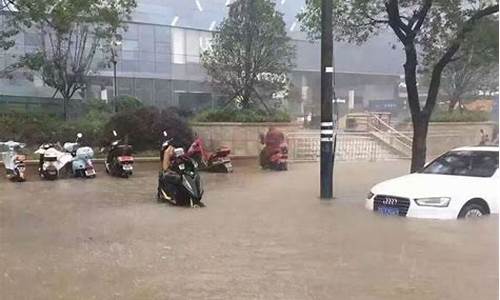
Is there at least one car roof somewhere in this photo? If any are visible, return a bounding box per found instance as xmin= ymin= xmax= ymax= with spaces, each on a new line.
xmin=451 ymin=145 xmax=499 ymax=152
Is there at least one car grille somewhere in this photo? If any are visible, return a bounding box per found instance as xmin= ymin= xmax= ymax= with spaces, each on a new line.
xmin=373 ymin=195 xmax=411 ymax=216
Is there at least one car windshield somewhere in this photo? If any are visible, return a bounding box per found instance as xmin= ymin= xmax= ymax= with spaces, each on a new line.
xmin=420 ymin=150 xmax=499 ymax=178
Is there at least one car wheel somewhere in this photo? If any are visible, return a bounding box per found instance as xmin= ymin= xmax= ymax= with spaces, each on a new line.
xmin=458 ymin=203 xmax=488 ymax=219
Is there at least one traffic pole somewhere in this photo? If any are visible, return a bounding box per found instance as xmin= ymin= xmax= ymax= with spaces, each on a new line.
xmin=320 ymin=0 xmax=333 ymax=199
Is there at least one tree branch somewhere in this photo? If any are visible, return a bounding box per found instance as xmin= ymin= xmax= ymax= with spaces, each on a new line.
xmin=423 ymin=4 xmax=499 ymax=114
xmin=411 ymin=0 xmax=432 ymax=33
xmin=385 ymin=0 xmax=409 ymax=43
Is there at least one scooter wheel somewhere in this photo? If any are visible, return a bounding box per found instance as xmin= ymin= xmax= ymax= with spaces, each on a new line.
xmin=157 ymin=190 xmax=166 ymax=203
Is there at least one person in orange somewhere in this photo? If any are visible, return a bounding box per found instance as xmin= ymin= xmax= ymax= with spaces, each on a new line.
xmin=259 ymin=126 xmax=285 ymax=168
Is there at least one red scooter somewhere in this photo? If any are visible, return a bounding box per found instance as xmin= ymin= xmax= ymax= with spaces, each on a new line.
xmin=259 ymin=132 xmax=288 ymax=171
xmin=187 ymin=137 xmax=233 ymax=173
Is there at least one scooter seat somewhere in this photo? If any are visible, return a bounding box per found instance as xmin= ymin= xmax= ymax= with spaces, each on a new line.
xmin=210 ymin=147 xmax=231 ymax=160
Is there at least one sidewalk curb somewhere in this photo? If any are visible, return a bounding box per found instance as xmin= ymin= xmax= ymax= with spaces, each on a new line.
xmin=0 ymin=156 xmax=258 ymax=166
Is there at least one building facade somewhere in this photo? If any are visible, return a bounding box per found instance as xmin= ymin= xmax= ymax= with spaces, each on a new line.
xmin=0 ymin=0 xmax=405 ymax=116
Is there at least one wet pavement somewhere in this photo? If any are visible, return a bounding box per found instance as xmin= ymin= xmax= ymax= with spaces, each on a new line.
xmin=0 ymin=160 xmax=498 ymax=299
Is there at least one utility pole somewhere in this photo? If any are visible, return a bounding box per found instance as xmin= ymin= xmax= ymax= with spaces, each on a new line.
xmin=320 ymin=0 xmax=333 ymax=199
xmin=110 ymin=34 xmax=122 ymax=113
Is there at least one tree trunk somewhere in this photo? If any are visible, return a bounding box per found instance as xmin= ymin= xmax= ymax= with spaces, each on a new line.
xmin=402 ymin=43 xmax=429 ymax=173
xmin=448 ymin=98 xmax=458 ymax=112
xmin=410 ymin=116 xmax=429 ymax=173
xmin=63 ymin=98 xmax=69 ymax=121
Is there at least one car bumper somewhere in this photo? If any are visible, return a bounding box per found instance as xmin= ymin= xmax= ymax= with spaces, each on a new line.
xmin=365 ymin=197 xmax=458 ymax=220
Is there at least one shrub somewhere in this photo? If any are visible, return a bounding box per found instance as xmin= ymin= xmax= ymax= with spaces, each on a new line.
xmin=0 ymin=103 xmax=194 ymax=151
xmin=430 ymin=109 xmax=491 ymax=122
xmin=102 ymin=107 xmax=194 ymax=151
xmin=115 ymin=95 xmax=144 ymax=112
xmin=193 ymin=108 xmax=291 ymax=123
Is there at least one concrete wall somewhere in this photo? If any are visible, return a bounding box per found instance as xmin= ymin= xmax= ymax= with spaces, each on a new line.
xmin=395 ymin=122 xmax=497 ymax=158
xmin=191 ymin=122 xmax=303 ymax=157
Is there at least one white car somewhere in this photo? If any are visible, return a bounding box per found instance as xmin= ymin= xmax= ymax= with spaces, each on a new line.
xmin=366 ymin=146 xmax=499 ymax=219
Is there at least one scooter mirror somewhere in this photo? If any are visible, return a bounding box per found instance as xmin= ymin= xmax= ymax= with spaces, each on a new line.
xmin=163 ymin=131 xmax=168 ymax=137
xmin=113 ymin=130 xmax=118 ymax=137
xmin=77 ymin=133 xmax=83 ymax=139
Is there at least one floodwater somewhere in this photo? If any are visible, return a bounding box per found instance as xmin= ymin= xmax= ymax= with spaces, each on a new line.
xmin=0 ymin=160 xmax=497 ymax=299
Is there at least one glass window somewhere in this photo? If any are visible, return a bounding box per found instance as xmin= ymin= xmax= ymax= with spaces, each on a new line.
xmin=156 ymin=52 xmax=169 ymax=63
xmin=154 ymin=79 xmax=174 ymax=107
xmin=135 ymin=78 xmax=154 ymax=104
xmin=117 ymin=77 xmax=134 ymax=96
xmin=138 ymin=25 xmax=154 ymax=51
xmin=123 ymin=24 xmax=138 ymax=40
xmin=122 ymin=40 xmax=138 ymax=51
xmin=186 ymin=30 xmax=200 ymax=58
xmin=154 ymin=26 xmax=170 ymax=43
xmin=155 ymin=62 xmax=171 ymax=74
xmin=186 ymin=55 xmax=199 ymax=63
xmin=139 ymin=62 xmax=156 ymax=73
xmin=155 ymin=42 xmax=170 ymax=54
xmin=121 ymin=60 xmax=138 ymax=72
xmin=139 ymin=51 xmax=155 ymax=62
xmin=171 ymin=28 xmax=185 ymax=64
xmin=421 ymin=151 xmax=499 ymax=177
xmin=121 ymin=50 xmax=138 ymax=60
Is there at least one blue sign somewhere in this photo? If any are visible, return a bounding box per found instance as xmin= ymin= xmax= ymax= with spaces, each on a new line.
xmin=368 ymin=100 xmax=402 ymax=112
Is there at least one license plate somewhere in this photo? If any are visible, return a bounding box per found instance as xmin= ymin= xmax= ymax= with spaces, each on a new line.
xmin=123 ymin=164 xmax=133 ymax=171
xmin=17 ymin=167 xmax=25 ymax=172
xmin=224 ymin=162 xmax=232 ymax=168
xmin=85 ymin=169 xmax=96 ymax=176
xmin=179 ymin=164 xmax=185 ymax=170
xmin=377 ymin=206 xmax=399 ymax=216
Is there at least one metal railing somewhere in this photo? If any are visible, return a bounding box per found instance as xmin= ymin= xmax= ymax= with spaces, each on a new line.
xmin=286 ymin=131 xmax=404 ymax=162
xmin=367 ymin=113 xmax=412 ymax=158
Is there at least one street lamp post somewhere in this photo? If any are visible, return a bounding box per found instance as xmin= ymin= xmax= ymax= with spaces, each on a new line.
xmin=110 ymin=35 xmax=122 ymax=113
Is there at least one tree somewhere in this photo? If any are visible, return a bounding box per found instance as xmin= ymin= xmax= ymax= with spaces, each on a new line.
xmin=298 ymin=0 xmax=499 ymax=172
xmin=428 ymin=17 xmax=498 ymax=112
xmin=201 ymin=0 xmax=295 ymax=112
xmin=1 ymin=0 xmax=136 ymax=120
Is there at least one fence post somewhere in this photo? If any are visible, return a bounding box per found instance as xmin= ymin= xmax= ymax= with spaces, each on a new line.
xmin=370 ymin=140 xmax=376 ymax=162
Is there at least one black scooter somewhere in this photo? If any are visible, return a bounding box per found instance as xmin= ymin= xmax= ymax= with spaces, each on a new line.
xmin=157 ymin=131 xmax=204 ymax=207
xmin=103 ymin=130 xmax=134 ymax=178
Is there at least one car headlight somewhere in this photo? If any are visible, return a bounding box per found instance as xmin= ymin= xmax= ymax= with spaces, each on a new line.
xmin=367 ymin=191 xmax=374 ymax=199
xmin=414 ymin=197 xmax=451 ymax=207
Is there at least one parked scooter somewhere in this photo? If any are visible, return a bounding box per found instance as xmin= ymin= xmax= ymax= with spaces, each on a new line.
xmin=0 ymin=141 xmax=27 ymax=182
xmin=157 ymin=131 xmax=204 ymax=207
xmin=187 ymin=136 xmax=232 ymax=173
xmin=63 ymin=133 xmax=96 ymax=178
xmin=35 ymin=143 xmax=73 ymax=180
xmin=103 ymin=130 xmax=134 ymax=178
xmin=259 ymin=130 xmax=288 ymax=171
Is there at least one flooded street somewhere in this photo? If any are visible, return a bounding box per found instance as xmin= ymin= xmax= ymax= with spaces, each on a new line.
xmin=0 ymin=160 xmax=497 ymax=300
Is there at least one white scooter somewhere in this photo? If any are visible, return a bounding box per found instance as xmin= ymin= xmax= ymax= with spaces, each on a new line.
xmin=35 ymin=143 xmax=73 ymax=180
xmin=0 ymin=141 xmax=27 ymax=182
xmin=63 ymin=133 xmax=96 ymax=178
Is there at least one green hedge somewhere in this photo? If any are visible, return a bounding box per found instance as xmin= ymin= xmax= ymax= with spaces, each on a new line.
xmin=193 ymin=108 xmax=291 ymax=123
xmin=0 ymin=103 xmax=193 ymax=151
xmin=430 ymin=109 xmax=491 ymax=122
